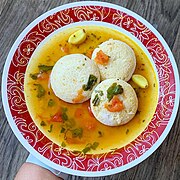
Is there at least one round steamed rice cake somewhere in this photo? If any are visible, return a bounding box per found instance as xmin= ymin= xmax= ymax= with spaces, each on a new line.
xmin=91 ymin=39 xmax=136 ymax=81
xmin=50 ymin=54 xmax=100 ymax=103
xmin=90 ymin=78 xmax=138 ymax=126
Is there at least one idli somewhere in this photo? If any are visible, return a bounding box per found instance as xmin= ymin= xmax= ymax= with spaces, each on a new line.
xmin=91 ymin=39 xmax=136 ymax=81
xmin=50 ymin=54 xmax=100 ymax=103
xmin=90 ymin=79 xmax=138 ymax=126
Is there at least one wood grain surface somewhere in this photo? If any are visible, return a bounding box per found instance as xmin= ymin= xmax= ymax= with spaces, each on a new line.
xmin=0 ymin=0 xmax=179 ymax=180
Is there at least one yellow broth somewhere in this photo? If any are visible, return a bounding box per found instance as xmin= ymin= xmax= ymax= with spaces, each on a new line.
xmin=24 ymin=26 xmax=158 ymax=154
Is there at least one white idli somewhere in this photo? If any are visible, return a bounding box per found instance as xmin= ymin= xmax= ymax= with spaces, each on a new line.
xmin=92 ymin=39 xmax=136 ymax=81
xmin=90 ymin=79 xmax=138 ymax=126
xmin=50 ymin=54 xmax=100 ymax=103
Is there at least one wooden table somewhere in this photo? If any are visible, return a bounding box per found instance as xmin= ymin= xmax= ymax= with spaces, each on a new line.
xmin=0 ymin=0 xmax=179 ymax=179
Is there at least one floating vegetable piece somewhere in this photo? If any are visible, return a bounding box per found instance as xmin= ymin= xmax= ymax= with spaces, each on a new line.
xmin=132 ymin=74 xmax=148 ymax=88
xmin=82 ymin=142 xmax=99 ymax=154
xmin=48 ymin=124 xmax=53 ymax=133
xmin=30 ymin=73 xmax=39 ymax=80
xmin=61 ymin=141 xmax=66 ymax=147
xmin=68 ymin=29 xmax=87 ymax=45
xmin=48 ymin=99 xmax=55 ymax=107
xmin=71 ymin=128 xmax=83 ymax=138
xmin=38 ymin=65 xmax=53 ymax=72
xmin=34 ymin=84 xmax=46 ymax=98
xmin=40 ymin=121 xmax=46 ymax=126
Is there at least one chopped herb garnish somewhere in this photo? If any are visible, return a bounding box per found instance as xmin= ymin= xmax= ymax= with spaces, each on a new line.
xmin=82 ymin=142 xmax=99 ymax=154
xmin=48 ymin=99 xmax=55 ymax=107
xmin=38 ymin=65 xmax=53 ymax=72
xmin=92 ymin=94 xmax=100 ymax=106
xmin=126 ymin=129 xmax=129 ymax=134
xmin=107 ymin=83 xmax=123 ymax=101
xmin=91 ymin=142 xmax=99 ymax=150
xmin=82 ymin=146 xmax=91 ymax=154
xmin=40 ymin=121 xmax=46 ymax=126
xmin=153 ymin=83 xmax=156 ymax=87
xmin=82 ymin=74 xmax=97 ymax=91
xmin=61 ymin=107 xmax=68 ymax=121
xmin=72 ymin=128 xmax=83 ymax=138
xmin=48 ymin=124 xmax=53 ymax=133
xmin=110 ymin=148 xmax=118 ymax=151
xmin=61 ymin=141 xmax=66 ymax=147
xmin=60 ymin=127 xmax=66 ymax=133
xmin=142 ymin=119 xmax=145 ymax=122
xmin=34 ymin=84 xmax=46 ymax=98
xmin=30 ymin=73 xmax=38 ymax=80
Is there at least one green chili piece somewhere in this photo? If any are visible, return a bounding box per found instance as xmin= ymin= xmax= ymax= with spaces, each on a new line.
xmin=92 ymin=94 xmax=100 ymax=106
xmin=82 ymin=74 xmax=97 ymax=91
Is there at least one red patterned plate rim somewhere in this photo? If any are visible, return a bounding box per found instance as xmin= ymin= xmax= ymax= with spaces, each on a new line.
xmin=2 ymin=1 xmax=179 ymax=177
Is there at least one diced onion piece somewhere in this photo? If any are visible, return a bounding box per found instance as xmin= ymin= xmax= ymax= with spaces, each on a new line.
xmin=68 ymin=29 xmax=87 ymax=45
xmin=132 ymin=74 xmax=148 ymax=88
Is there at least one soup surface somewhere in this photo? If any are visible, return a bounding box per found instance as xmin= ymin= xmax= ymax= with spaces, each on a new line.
xmin=24 ymin=26 xmax=158 ymax=154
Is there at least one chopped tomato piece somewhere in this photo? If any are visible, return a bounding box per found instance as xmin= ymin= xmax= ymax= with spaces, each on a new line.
xmin=105 ymin=95 xmax=124 ymax=112
xmin=95 ymin=50 xmax=109 ymax=65
xmin=72 ymin=89 xmax=85 ymax=103
xmin=49 ymin=112 xmax=63 ymax=122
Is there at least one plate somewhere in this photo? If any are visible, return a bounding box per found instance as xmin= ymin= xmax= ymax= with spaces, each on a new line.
xmin=2 ymin=1 xmax=179 ymax=177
